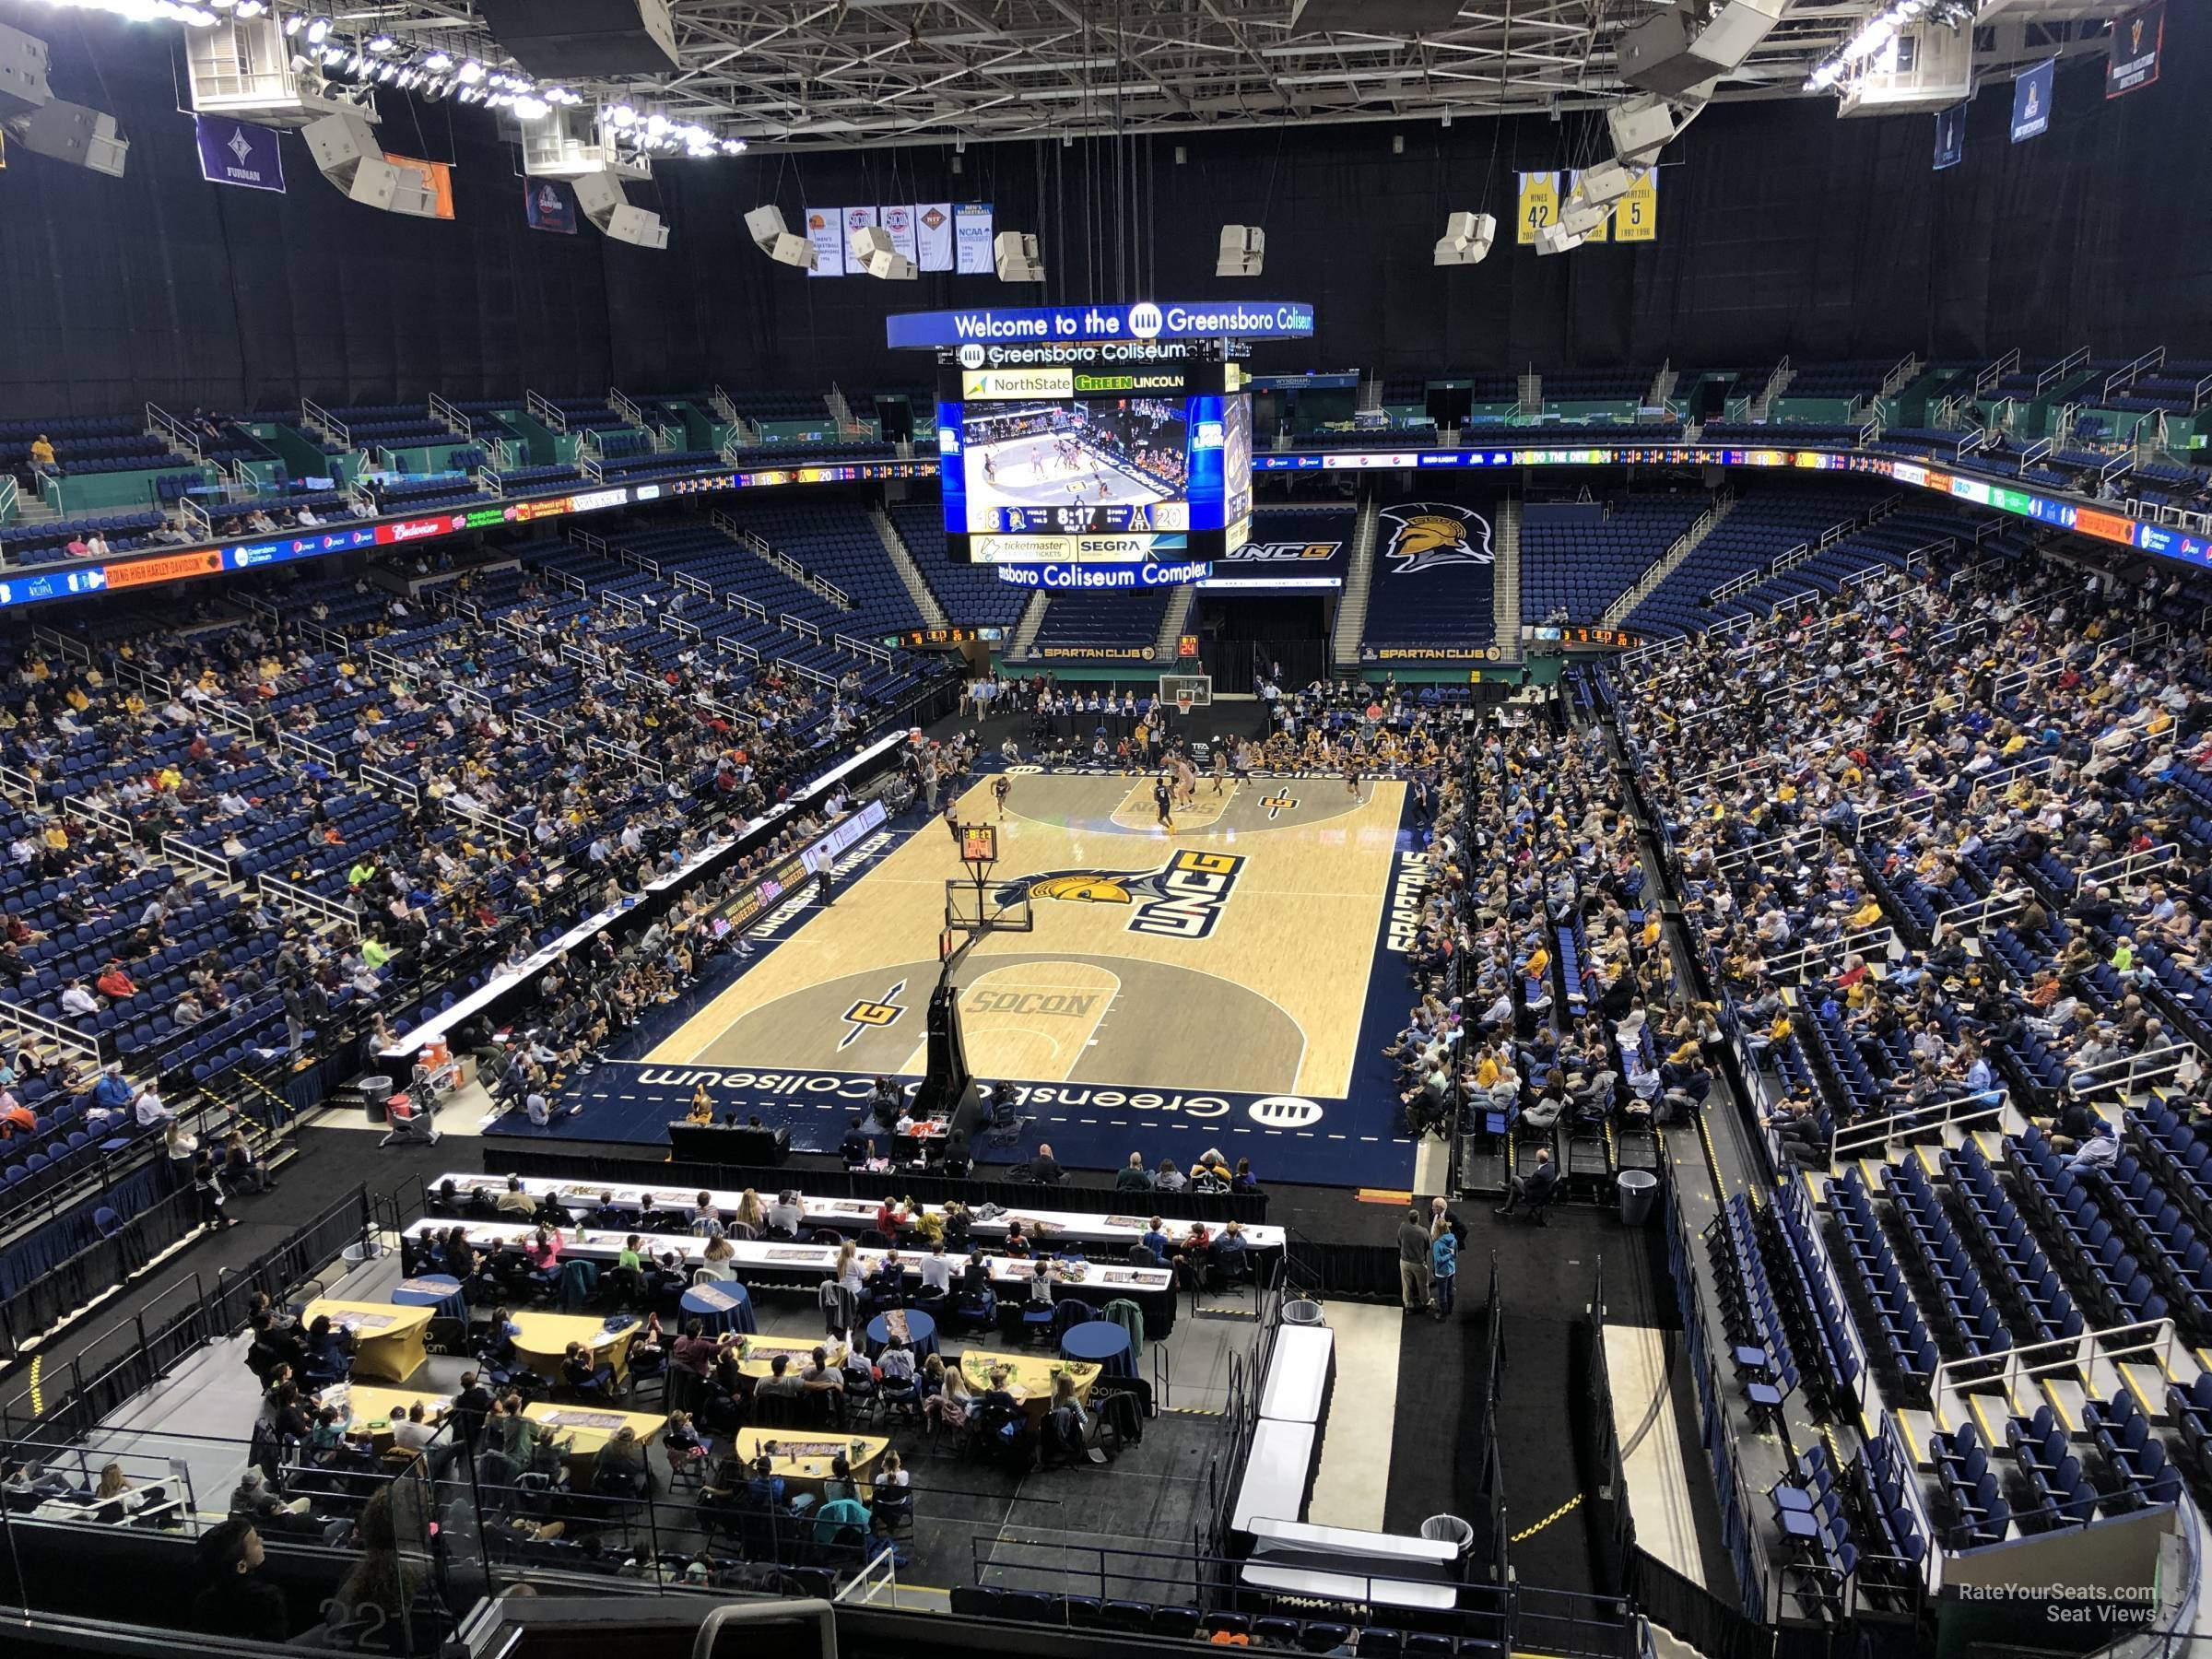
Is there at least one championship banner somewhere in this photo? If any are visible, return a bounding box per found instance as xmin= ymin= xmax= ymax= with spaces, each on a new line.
xmin=2107 ymin=0 xmax=2165 ymax=99
xmin=525 ymin=178 xmax=576 ymax=233
xmin=954 ymin=203 xmax=994 ymax=274
xmin=194 ymin=114 xmax=285 ymax=193
xmin=841 ymin=206 xmax=879 ymax=275
xmin=1614 ymin=167 xmax=1656 ymax=241
xmin=383 ymin=153 xmax=453 ymax=219
xmin=916 ymin=202 xmax=954 ymax=271
xmin=804 ymin=207 xmax=842 ymax=276
xmin=1515 ymin=172 xmax=1559 ymax=245
xmin=880 ymin=204 xmax=920 ymax=265
xmin=1568 ymin=171 xmax=1610 ymax=242
xmin=2011 ymin=58 xmax=2053 ymax=142
xmin=1933 ymin=103 xmax=1965 ymax=171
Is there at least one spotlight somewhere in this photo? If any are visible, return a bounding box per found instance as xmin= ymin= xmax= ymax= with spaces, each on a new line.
xmin=367 ymin=32 xmax=395 ymax=53
xmin=644 ymin=112 xmax=668 ymax=135
xmin=284 ymin=12 xmax=303 ymax=33
xmin=236 ymin=0 xmax=265 ymax=15
xmin=512 ymin=95 xmax=547 ymax=120
xmin=319 ymin=44 xmax=345 ymax=66
xmin=304 ymin=15 xmax=330 ymax=44
xmin=606 ymin=103 xmax=636 ymax=126
xmin=721 ymin=137 xmax=746 ymax=154
xmin=457 ymin=59 xmax=484 ymax=84
xmin=423 ymin=49 xmax=452 ymax=71
xmin=375 ymin=62 xmax=396 ymax=83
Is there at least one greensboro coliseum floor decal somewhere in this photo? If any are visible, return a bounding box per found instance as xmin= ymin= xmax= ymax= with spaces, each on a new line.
xmin=493 ymin=771 xmax=1430 ymax=1187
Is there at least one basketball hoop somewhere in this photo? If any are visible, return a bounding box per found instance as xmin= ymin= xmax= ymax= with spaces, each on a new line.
xmin=1175 ymin=690 xmax=1194 ymax=719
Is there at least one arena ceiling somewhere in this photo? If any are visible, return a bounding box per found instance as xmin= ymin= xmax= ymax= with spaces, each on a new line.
xmin=357 ymin=0 xmax=2145 ymax=151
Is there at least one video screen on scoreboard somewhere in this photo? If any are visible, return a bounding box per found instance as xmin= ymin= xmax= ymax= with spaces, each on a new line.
xmin=938 ymin=360 xmax=1249 ymax=562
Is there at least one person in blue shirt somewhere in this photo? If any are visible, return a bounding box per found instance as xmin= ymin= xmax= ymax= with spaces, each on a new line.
xmin=1429 ymin=1221 xmax=1459 ymax=1321
xmin=1141 ymin=1218 xmax=1171 ymax=1261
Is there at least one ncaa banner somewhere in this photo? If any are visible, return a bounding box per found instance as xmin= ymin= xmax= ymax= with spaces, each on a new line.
xmin=1614 ymin=167 xmax=1656 ymax=241
xmin=1515 ymin=172 xmax=1559 ymax=244
xmin=524 ymin=178 xmax=576 ymax=233
xmin=916 ymin=203 xmax=955 ymax=272
xmin=841 ymin=205 xmax=879 ymax=274
xmin=880 ymin=204 xmax=919 ymax=265
xmin=1933 ymin=103 xmax=1965 ymax=171
xmin=1567 ymin=171 xmax=1610 ymax=241
xmin=2107 ymin=1 xmax=2164 ymax=99
xmin=804 ymin=207 xmax=842 ymax=276
xmin=954 ymin=203 xmax=994 ymax=274
xmin=194 ymin=114 xmax=286 ymax=193
xmin=2011 ymin=58 xmax=2053 ymax=142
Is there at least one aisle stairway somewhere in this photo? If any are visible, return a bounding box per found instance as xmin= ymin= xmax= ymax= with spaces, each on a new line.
xmin=1489 ymin=498 xmax=1522 ymax=655
xmin=1007 ymin=591 xmax=1050 ymax=662
xmin=1153 ymin=587 xmax=1195 ymax=665
xmin=1601 ymin=494 xmax=1737 ymax=629
xmin=1330 ymin=494 xmax=1380 ymax=670
xmin=872 ymin=506 xmax=948 ymax=628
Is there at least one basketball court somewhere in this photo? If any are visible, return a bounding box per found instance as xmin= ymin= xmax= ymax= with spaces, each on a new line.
xmin=505 ymin=710 xmax=1430 ymax=1186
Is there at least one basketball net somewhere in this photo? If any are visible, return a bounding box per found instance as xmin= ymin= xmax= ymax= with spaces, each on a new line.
xmin=1175 ymin=691 xmax=1194 ymax=718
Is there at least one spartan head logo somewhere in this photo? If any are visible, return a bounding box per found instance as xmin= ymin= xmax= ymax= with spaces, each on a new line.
xmin=1380 ymin=502 xmax=1495 ymax=573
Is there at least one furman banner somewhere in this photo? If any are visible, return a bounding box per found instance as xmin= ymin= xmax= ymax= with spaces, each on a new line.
xmin=194 ymin=114 xmax=285 ymax=193
xmin=916 ymin=202 xmax=955 ymax=271
xmin=525 ymin=178 xmax=577 ymax=233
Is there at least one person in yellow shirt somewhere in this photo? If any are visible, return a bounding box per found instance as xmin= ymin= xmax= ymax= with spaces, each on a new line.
xmin=1524 ymin=944 xmax=1550 ymax=983
xmin=1846 ymin=895 xmax=1885 ymax=931
xmin=28 ymin=435 xmax=53 ymax=468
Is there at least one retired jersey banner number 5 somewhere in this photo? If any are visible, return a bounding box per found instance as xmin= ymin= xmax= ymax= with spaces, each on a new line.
xmin=1614 ymin=168 xmax=1657 ymax=242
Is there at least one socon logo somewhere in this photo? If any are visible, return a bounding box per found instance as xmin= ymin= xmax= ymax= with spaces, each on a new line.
xmin=1127 ymin=301 xmax=1164 ymax=339
xmin=958 ymin=343 xmax=986 ymax=370
xmin=1248 ymin=1096 xmax=1324 ymax=1128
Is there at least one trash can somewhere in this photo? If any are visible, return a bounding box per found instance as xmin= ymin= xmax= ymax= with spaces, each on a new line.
xmin=1420 ymin=1513 xmax=1475 ymax=1579
xmin=359 ymin=1074 xmax=394 ymax=1125
xmin=1282 ymin=1299 xmax=1325 ymax=1327
xmin=1617 ymin=1168 xmax=1660 ymax=1227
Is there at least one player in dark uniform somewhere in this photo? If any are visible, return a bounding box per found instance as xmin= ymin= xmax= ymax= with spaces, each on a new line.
xmin=943 ymin=798 xmax=962 ymax=847
xmin=992 ymin=773 xmax=1011 ymax=820
xmin=1153 ymin=774 xmax=1175 ymax=833
xmin=1347 ymin=762 xmax=1363 ymax=802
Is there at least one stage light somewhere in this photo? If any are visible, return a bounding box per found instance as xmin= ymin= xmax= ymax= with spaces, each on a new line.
xmin=456 ymin=58 xmax=484 ymax=84
xmin=366 ymin=31 xmax=394 ymax=53
xmin=720 ymin=137 xmax=745 ymax=154
xmin=644 ymin=112 xmax=668 ymax=135
xmin=423 ymin=49 xmax=451 ymax=70
xmin=1805 ymin=0 xmax=1971 ymax=92
xmin=375 ymin=62 xmax=396 ymax=83
xmin=606 ymin=103 xmax=636 ymax=126
xmin=304 ymin=14 xmax=330 ymax=44
xmin=283 ymin=12 xmax=302 ymax=33
xmin=235 ymin=0 xmax=265 ymax=14
xmin=512 ymin=94 xmax=547 ymax=120
xmin=318 ymin=43 xmax=344 ymax=65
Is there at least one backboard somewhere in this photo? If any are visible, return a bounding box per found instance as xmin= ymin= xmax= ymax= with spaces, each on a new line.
xmin=946 ymin=874 xmax=1033 ymax=934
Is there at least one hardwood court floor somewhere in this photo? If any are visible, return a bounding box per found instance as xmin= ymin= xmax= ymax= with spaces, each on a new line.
xmin=651 ymin=771 xmax=1406 ymax=1099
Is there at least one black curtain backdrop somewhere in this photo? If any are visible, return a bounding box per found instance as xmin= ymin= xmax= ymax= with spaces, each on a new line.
xmin=2 ymin=2 xmax=2207 ymax=418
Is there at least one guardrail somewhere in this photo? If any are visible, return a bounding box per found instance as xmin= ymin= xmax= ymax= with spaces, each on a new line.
xmin=1936 ymin=1312 xmax=2181 ymax=1405
xmin=0 ymin=762 xmax=41 ymax=804
xmin=300 ymin=396 xmax=347 ymax=448
xmin=276 ymin=729 xmax=341 ymax=772
xmin=61 ymin=795 xmax=132 ymax=841
xmin=159 ymin=831 xmax=235 ymax=884
xmin=359 ymin=762 xmax=418 ymax=808
xmin=722 ymin=589 xmax=768 ymax=621
xmin=257 ymin=871 xmax=360 ymax=927
xmin=428 ymin=390 xmax=471 ymax=440
xmin=0 ymin=995 xmax=101 ymax=1065
xmin=1713 ymin=823 xmax=1830 ymax=876
xmin=1827 ymin=1092 xmax=2009 ymax=1176
xmin=1763 ymin=924 xmax=1898 ymax=985
xmin=832 ymin=631 xmax=890 ymax=665
xmin=525 ymin=388 xmax=569 ymax=434
xmin=2101 ymin=345 xmax=2166 ymax=403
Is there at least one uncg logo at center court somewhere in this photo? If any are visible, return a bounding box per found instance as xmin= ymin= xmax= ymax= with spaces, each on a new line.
xmin=997 ymin=849 xmax=1246 ymax=939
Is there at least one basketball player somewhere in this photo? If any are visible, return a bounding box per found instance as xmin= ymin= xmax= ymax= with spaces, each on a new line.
xmin=1153 ymin=773 xmax=1175 ymax=833
xmin=1210 ymin=746 xmax=1229 ymax=795
xmin=1346 ymin=762 xmax=1363 ymax=803
xmin=1232 ymin=738 xmax=1253 ymax=783
xmin=1174 ymin=750 xmax=1198 ymax=807
xmin=992 ymin=772 xmax=1011 ymax=820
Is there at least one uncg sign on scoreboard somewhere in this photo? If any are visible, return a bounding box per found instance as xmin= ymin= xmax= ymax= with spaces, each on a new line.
xmin=888 ymin=300 xmax=1313 ymax=350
